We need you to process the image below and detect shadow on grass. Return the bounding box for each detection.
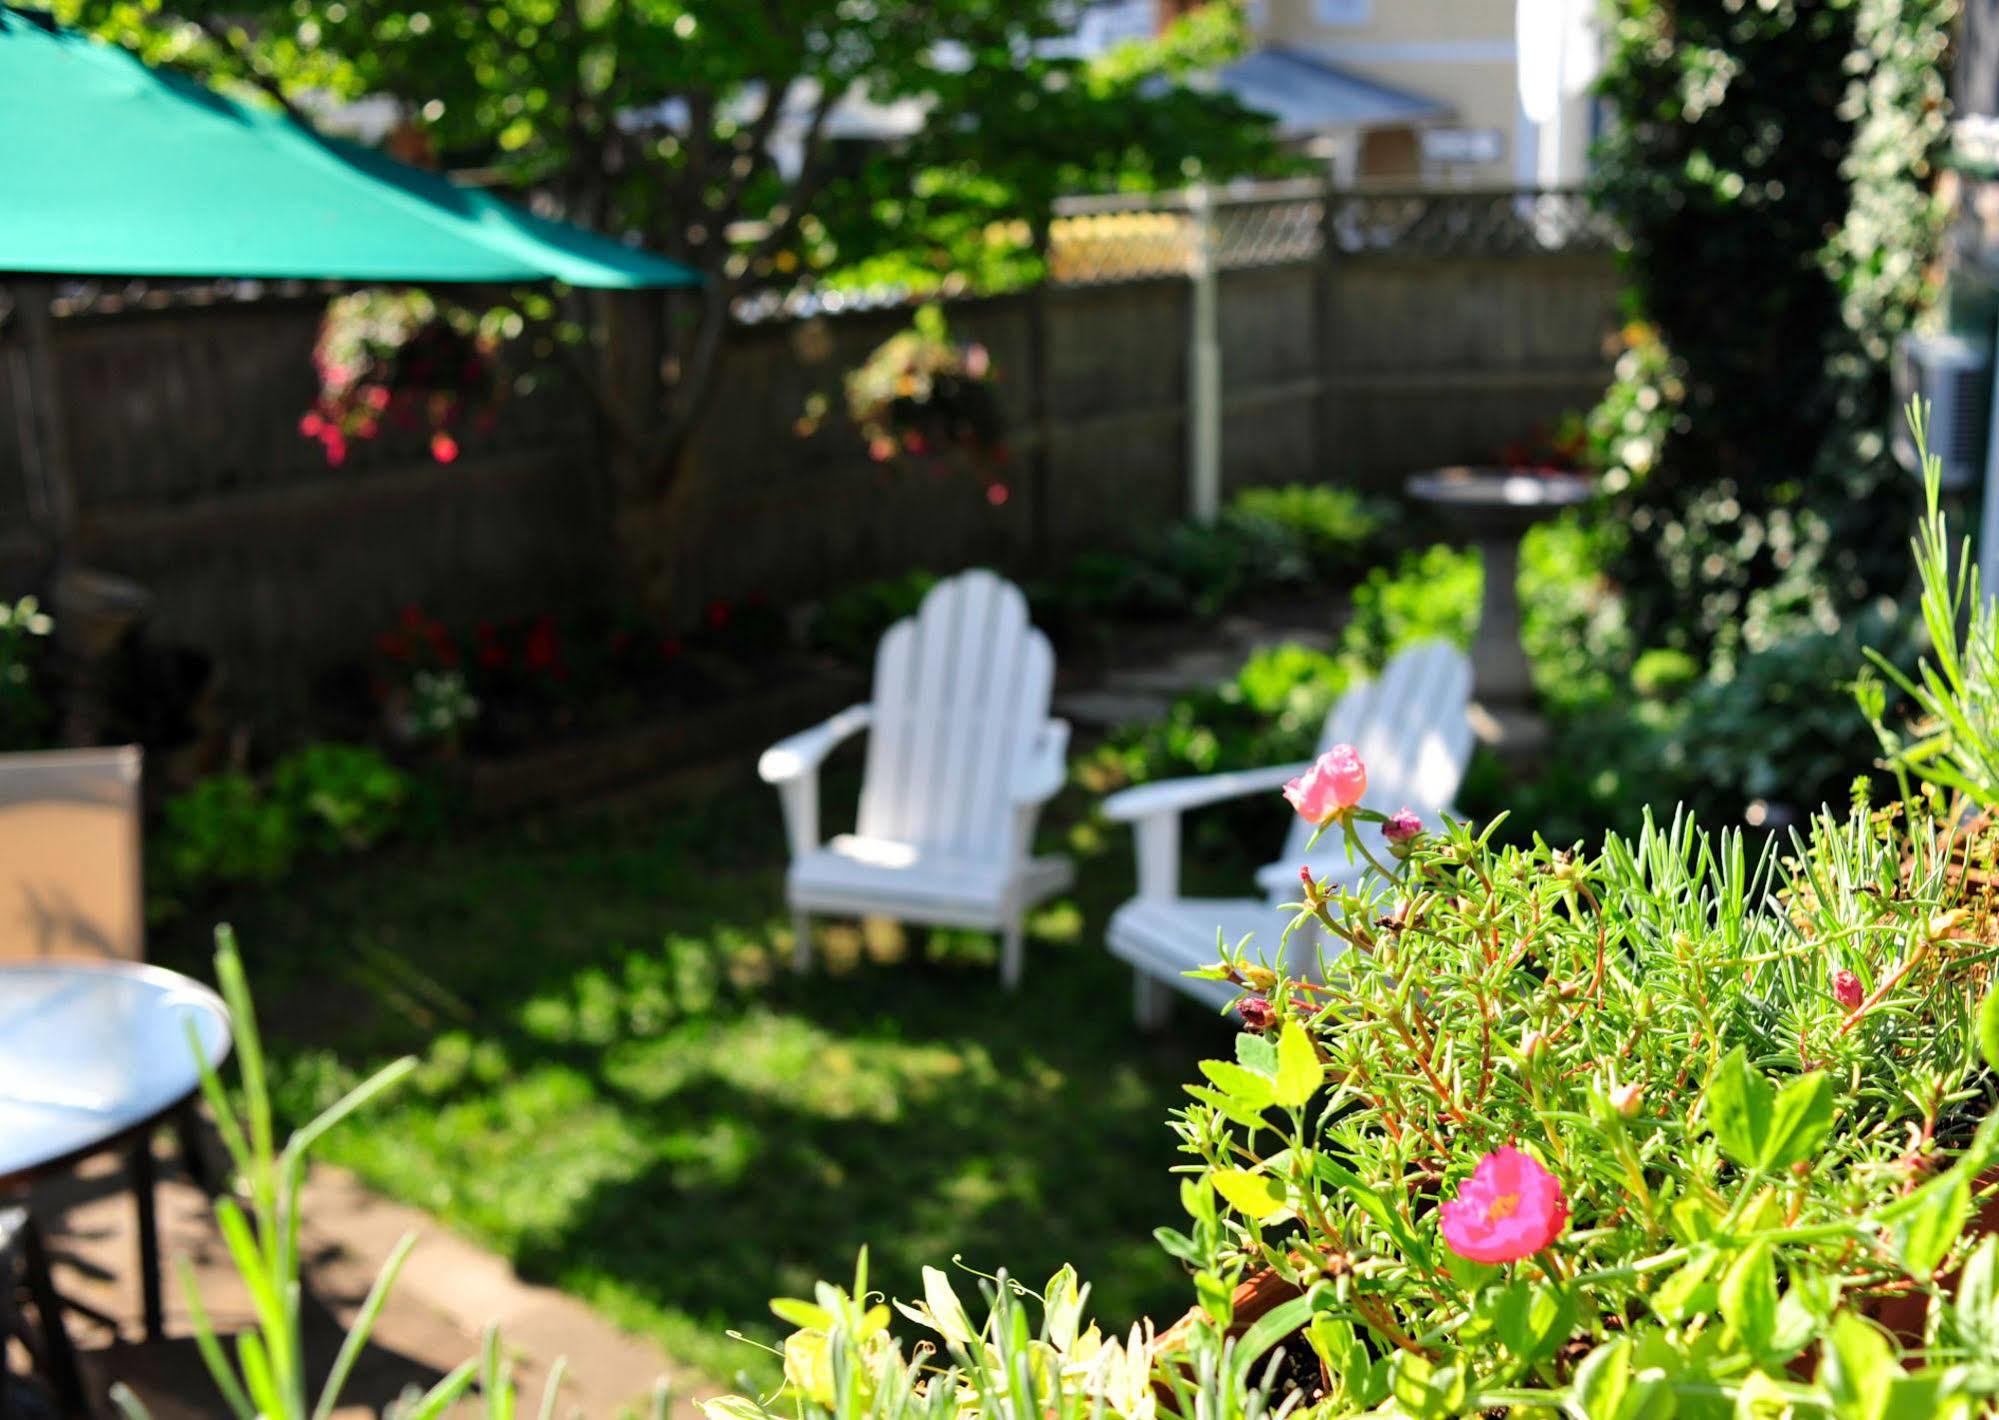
[151,758,1273,1389]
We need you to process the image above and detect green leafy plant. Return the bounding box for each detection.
[0,593,55,750]
[809,571,941,666]
[151,743,415,919]
[155,772,302,898]
[1226,486,1389,581]
[1590,0,1952,659]
[1863,398,1999,811]
[1171,768,1999,1411]
[1138,418,1999,1411]
[270,743,413,855]
[110,929,669,1420]
[703,1253,1285,1420]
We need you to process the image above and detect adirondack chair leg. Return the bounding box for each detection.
[1134,972,1172,1031]
[999,917,1026,991]
[791,910,813,973]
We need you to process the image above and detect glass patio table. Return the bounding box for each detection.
[0,960,232,1347]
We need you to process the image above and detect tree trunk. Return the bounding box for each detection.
[598,288,685,621]
[609,438,708,624]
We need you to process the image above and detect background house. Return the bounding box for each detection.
[1147,0,1598,187]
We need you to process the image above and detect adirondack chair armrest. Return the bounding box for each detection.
[1099,761,1312,825]
[758,703,873,785]
[1100,761,1311,902]
[1009,719,1071,806]
[759,704,872,857]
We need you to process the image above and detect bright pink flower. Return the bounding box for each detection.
[1384,808,1422,843]
[1833,968,1864,1013]
[1438,1146,1568,1264]
[1282,746,1367,826]
[430,432,460,464]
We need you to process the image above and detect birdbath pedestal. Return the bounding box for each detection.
[1404,466,1594,762]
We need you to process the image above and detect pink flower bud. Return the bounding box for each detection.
[1235,996,1276,1032]
[1833,968,1863,1013]
[1282,745,1367,826]
[1384,808,1422,844]
[1609,1082,1643,1118]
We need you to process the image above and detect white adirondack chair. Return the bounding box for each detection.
[1101,640,1474,1027]
[759,569,1074,989]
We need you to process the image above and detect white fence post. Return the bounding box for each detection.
[1185,183,1221,526]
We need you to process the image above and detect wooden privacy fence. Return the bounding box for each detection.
[0,183,1624,716]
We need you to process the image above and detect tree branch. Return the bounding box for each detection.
[747,75,839,268]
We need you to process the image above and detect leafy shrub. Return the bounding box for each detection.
[808,570,939,664]
[151,741,415,918]
[154,772,301,900]
[269,742,412,855]
[1181,775,1999,1413]
[1590,0,1951,657]
[808,484,1386,665]
[1336,543,1478,668]
[1517,517,1628,715]
[704,1253,1278,1420]
[0,595,54,750]
[1226,483,1386,578]
[1629,646,1698,700]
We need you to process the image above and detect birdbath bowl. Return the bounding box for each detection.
[1404,466,1595,760]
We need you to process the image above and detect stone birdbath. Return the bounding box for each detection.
[1404,466,1595,760]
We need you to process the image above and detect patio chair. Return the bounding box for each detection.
[0,745,145,963]
[1101,641,1474,1028]
[760,569,1074,989]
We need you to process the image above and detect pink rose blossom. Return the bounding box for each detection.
[1384,808,1422,843]
[1282,745,1367,826]
[1438,1146,1569,1264]
[1833,968,1863,1013]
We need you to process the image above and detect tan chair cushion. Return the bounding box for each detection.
[0,746,143,962]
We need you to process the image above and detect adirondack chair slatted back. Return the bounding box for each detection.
[1278,641,1473,869]
[856,571,1055,859]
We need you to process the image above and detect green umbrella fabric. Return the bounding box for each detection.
[0,6,699,288]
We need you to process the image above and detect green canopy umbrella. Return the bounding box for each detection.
[0,4,699,651]
[0,6,698,287]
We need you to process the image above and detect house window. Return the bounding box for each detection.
[1313,0,1373,25]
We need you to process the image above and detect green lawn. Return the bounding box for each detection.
[155,760,1262,1391]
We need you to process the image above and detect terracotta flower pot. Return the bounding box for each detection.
[1149,1268,1324,1406]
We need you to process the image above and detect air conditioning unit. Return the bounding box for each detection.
[1895,332,1993,490]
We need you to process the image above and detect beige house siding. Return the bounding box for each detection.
[1247,0,1585,187]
